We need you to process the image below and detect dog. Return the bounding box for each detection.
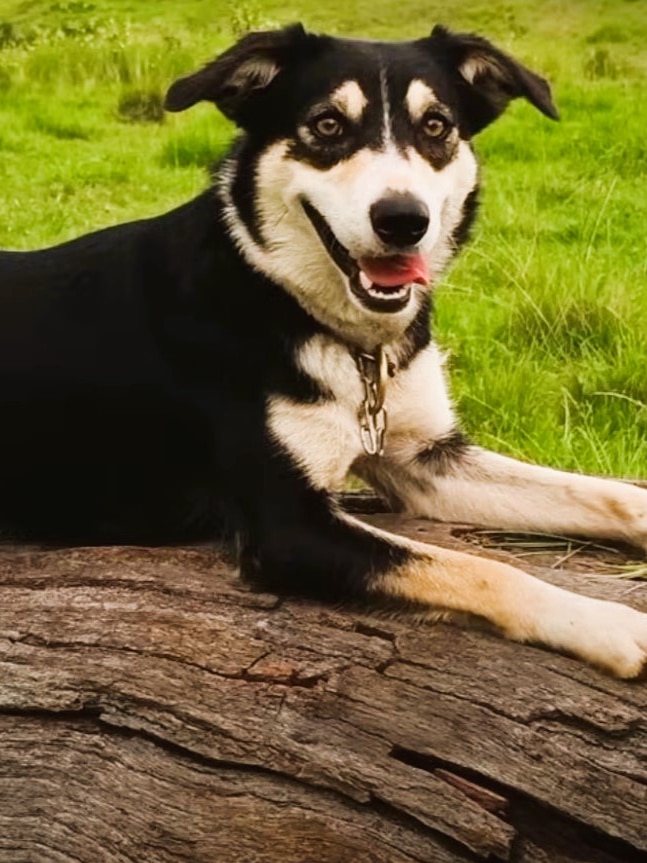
[1,23,646,678]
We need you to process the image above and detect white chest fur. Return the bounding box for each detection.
[266,335,458,491]
[266,335,365,489]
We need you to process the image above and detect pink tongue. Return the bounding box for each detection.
[358,254,429,288]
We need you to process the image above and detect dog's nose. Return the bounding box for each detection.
[370,194,430,247]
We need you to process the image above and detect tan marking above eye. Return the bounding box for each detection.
[329,80,368,121]
[405,79,438,122]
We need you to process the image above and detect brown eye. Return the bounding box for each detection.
[312,114,345,139]
[422,112,450,139]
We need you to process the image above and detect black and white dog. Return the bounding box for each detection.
[1,24,646,677]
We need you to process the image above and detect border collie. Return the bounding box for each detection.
[1,24,646,677]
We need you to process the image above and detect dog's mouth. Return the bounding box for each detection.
[301,200,429,313]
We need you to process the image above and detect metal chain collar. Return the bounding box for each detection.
[355,346,395,457]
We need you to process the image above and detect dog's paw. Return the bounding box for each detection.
[540,596,647,679]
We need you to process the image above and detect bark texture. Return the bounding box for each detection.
[1,505,646,863]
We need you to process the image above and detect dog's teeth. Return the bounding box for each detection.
[353,270,411,305]
[359,271,373,291]
[368,285,408,299]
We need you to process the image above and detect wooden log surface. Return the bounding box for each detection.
[1,503,646,863]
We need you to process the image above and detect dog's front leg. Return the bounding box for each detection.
[366,443,647,554]
[245,487,647,677]
[355,344,647,552]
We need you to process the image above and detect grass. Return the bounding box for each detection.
[0,0,646,477]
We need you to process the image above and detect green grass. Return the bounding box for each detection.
[1,0,646,477]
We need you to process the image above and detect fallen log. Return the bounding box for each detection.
[1,503,646,863]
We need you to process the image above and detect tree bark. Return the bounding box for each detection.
[1,504,646,863]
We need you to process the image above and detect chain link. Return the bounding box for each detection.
[355,347,393,457]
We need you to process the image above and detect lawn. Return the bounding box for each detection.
[1,0,646,477]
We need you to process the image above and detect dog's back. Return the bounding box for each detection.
[0,195,234,541]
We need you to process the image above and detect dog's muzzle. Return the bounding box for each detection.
[301,199,429,314]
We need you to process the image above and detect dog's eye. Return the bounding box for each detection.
[421,112,450,139]
[311,113,346,140]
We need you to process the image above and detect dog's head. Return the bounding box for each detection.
[166,25,557,347]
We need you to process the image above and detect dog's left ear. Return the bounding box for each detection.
[165,23,308,122]
[429,25,559,135]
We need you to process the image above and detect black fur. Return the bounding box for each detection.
[450,187,480,251]
[0,193,302,542]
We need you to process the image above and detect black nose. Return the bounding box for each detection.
[370,194,430,247]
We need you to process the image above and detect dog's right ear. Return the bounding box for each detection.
[164,24,308,122]
[428,25,559,135]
